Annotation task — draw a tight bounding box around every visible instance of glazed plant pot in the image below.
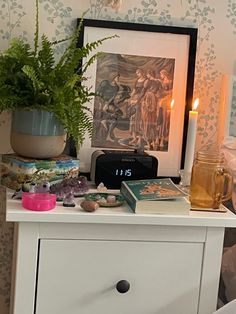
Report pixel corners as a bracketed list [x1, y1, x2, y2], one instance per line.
[10, 110, 67, 159]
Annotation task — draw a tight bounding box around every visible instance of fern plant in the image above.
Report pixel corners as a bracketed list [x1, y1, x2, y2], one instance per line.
[0, 0, 115, 149]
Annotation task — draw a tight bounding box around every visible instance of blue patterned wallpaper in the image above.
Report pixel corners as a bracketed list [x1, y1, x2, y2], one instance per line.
[0, 1, 236, 312]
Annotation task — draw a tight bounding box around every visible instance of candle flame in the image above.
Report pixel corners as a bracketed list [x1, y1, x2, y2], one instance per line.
[192, 98, 199, 111]
[171, 99, 174, 109]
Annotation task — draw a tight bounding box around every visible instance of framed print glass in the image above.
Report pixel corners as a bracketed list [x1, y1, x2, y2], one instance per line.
[77, 18, 198, 178]
[218, 74, 236, 144]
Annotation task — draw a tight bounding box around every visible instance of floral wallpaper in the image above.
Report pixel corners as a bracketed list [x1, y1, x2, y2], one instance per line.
[0, 0, 236, 312]
[0, 0, 235, 152]
[0, 186, 13, 314]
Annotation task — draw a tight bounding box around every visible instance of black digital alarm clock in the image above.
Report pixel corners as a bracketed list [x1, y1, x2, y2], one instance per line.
[90, 150, 158, 189]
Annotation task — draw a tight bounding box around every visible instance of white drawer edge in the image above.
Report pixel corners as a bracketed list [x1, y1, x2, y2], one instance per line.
[38, 223, 207, 242]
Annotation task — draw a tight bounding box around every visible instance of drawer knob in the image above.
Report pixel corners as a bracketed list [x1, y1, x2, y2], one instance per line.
[116, 280, 130, 293]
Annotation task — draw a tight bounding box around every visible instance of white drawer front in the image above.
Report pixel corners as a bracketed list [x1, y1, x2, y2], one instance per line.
[36, 239, 203, 314]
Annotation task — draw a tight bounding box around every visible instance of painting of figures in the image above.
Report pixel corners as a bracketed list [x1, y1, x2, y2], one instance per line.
[91, 52, 175, 151]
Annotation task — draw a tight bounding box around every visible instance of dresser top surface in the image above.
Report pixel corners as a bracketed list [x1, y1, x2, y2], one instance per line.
[5, 190, 236, 228]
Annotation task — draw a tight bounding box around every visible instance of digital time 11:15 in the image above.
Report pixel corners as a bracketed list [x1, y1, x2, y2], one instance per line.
[115, 169, 132, 176]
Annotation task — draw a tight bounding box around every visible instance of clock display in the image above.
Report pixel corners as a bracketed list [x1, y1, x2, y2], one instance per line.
[115, 168, 132, 177]
[92, 150, 158, 189]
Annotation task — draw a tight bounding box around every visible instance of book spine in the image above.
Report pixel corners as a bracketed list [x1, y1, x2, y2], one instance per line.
[120, 182, 136, 212]
[122, 181, 138, 201]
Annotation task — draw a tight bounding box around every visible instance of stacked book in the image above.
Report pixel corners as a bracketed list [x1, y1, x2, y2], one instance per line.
[120, 178, 190, 215]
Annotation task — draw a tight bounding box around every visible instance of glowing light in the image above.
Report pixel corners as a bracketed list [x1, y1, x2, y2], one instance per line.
[192, 98, 199, 111]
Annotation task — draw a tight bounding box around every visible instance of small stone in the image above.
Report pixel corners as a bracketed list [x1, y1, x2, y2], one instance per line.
[95, 194, 102, 200]
[97, 182, 107, 192]
[106, 195, 116, 203]
[99, 197, 107, 203]
[80, 200, 99, 212]
[63, 192, 75, 207]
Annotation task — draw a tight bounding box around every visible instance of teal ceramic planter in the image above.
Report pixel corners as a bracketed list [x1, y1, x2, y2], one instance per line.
[10, 110, 67, 159]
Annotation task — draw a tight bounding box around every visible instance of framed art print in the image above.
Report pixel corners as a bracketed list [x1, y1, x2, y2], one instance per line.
[77, 18, 198, 177]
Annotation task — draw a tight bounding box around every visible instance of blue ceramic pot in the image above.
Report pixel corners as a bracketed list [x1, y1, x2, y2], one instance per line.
[10, 110, 67, 158]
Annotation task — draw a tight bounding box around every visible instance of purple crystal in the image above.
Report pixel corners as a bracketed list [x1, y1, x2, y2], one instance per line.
[63, 191, 75, 207]
[49, 175, 89, 200]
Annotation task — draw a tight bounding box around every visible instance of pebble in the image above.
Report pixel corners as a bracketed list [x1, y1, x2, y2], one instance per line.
[99, 197, 107, 204]
[95, 194, 102, 200]
[80, 200, 99, 212]
[106, 195, 116, 203]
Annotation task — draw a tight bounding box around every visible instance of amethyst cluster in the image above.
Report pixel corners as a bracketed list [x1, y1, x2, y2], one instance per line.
[50, 176, 89, 201]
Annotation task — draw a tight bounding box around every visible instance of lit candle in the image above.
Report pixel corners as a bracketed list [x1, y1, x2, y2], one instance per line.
[167, 99, 174, 116]
[184, 98, 199, 174]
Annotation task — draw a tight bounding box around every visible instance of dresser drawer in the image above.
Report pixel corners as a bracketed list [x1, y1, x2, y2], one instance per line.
[35, 239, 203, 314]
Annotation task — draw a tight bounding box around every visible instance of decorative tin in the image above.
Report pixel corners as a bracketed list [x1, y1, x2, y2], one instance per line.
[1, 154, 79, 190]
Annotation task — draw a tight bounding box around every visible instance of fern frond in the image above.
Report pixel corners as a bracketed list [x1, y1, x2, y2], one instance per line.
[83, 35, 118, 55]
[51, 36, 72, 46]
[56, 11, 87, 70]
[22, 65, 44, 92]
[81, 51, 104, 74]
[65, 74, 81, 89]
[5, 38, 33, 61]
[55, 34, 117, 85]
[38, 34, 54, 73]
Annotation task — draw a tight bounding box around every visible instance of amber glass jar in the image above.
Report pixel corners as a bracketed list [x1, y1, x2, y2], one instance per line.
[189, 149, 232, 209]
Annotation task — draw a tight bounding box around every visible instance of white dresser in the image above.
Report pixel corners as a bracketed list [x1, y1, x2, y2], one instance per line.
[6, 193, 236, 314]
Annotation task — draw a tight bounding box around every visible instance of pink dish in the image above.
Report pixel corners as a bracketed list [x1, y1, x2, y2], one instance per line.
[22, 193, 56, 211]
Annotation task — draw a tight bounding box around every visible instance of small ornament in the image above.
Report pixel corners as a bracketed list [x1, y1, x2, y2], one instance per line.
[63, 191, 75, 207]
[80, 200, 99, 212]
[49, 175, 89, 199]
[56, 190, 65, 202]
[36, 181, 50, 193]
[95, 194, 102, 201]
[106, 194, 116, 204]
[84, 193, 124, 207]
[12, 180, 35, 199]
[50, 183, 64, 201]
[97, 182, 107, 192]
[29, 182, 37, 193]
[12, 188, 23, 200]
[97, 197, 106, 205]
[22, 181, 31, 192]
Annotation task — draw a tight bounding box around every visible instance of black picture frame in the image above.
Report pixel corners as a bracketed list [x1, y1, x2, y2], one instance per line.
[76, 18, 198, 181]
